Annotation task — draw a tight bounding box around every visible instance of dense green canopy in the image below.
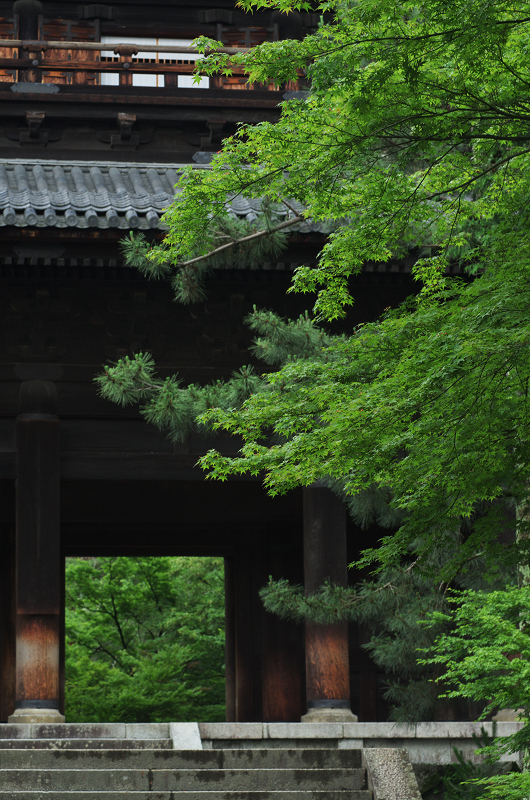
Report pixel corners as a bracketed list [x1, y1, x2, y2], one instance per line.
[94, 0, 530, 750]
[65, 557, 225, 722]
[185, 0, 530, 572]
[100, 0, 530, 576]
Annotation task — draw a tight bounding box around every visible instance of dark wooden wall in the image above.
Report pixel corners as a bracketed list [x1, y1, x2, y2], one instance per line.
[0, 261, 417, 722]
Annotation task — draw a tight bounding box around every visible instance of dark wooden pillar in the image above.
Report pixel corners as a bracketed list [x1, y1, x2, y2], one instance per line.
[260, 539, 305, 722]
[9, 381, 64, 723]
[0, 521, 16, 722]
[224, 556, 236, 721]
[302, 484, 357, 721]
[13, 0, 41, 37]
[229, 535, 305, 722]
[232, 548, 259, 721]
[262, 610, 304, 721]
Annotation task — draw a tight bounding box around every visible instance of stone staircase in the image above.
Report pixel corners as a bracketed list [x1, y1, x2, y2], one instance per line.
[0, 724, 424, 799]
[0, 745, 371, 799]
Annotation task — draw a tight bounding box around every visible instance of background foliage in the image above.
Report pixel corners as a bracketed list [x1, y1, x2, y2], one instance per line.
[65, 556, 225, 723]
[420, 587, 530, 799]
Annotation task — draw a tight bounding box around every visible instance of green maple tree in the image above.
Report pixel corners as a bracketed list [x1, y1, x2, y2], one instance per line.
[65, 556, 225, 722]
[96, 0, 530, 762]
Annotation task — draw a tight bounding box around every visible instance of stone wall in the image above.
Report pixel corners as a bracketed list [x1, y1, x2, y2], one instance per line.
[198, 721, 523, 765]
[0, 720, 522, 768]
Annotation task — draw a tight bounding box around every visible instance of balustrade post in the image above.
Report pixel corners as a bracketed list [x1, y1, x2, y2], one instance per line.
[13, 0, 42, 82]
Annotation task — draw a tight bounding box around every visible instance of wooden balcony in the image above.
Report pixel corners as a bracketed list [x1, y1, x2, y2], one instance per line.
[0, 17, 301, 109]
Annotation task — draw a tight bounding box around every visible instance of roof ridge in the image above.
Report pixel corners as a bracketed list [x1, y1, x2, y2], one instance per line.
[0, 158, 209, 170]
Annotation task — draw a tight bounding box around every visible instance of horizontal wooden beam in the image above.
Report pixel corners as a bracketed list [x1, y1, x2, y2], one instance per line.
[0, 59, 250, 75]
[0, 39, 249, 55]
[61, 452, 259, 481]
[0, 452, 260, 481]
[0, 83, 285, 108]
[63, 541, 233, 557]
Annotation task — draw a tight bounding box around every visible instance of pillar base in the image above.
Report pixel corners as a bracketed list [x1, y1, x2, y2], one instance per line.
[301, 707, 358, 723]
[491, 708, 523, 721]
[8, 707, 65, 724]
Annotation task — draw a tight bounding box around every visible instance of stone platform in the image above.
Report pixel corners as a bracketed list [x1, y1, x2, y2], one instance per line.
[199, 722, 522, 765]
[0, 721, 522, 765]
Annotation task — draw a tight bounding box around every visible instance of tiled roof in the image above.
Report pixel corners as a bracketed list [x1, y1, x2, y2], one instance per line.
[0, 159, 323, 233]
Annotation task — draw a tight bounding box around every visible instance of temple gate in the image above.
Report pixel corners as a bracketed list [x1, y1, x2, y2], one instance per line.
[0, 0, 417, 724]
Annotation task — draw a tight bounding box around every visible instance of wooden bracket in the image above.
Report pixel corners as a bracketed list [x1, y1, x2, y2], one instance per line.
[200, 118, 226, 151]
[113, 44, 138, 57]
[18, 110, 49, 144]
[25, 109, 44, 139]
[117, 112, 136, 140]
[110, 112, 139, 147]
[5, 111, 60, 145]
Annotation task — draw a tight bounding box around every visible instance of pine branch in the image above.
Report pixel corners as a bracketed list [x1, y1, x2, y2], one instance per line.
[178, 213, 305, 269]
[120, 211, 297, 304]
[259, 577, 398, 623]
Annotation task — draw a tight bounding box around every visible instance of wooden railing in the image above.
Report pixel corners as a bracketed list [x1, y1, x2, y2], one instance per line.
[0, 22, 299, 91]
[0, 39, 245, 87]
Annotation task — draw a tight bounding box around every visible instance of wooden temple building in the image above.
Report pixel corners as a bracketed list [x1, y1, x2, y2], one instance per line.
[0, 0, 418, 725]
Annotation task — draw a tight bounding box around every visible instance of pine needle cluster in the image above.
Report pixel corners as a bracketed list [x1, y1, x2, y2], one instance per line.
[96, 356, 263, 443]
[119, 203, 291, 305]
[96, 307, 333, 441]
[247, 308, 336, 365]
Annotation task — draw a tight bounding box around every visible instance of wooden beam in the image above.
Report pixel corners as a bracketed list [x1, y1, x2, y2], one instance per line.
[0, 58, 249, 74]
[0, 39, 248, 55]
[0, 84, 285, 108]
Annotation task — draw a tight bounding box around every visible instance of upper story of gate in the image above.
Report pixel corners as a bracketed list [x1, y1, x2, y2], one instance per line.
[0, 0, 312, 162]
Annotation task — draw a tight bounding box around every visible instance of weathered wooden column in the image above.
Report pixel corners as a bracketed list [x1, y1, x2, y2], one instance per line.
[302, 484, 357, 722]
[0, 522, 16, 722]
[8, 381, 64, 724]
[260, 537, 305, 722]
[262, 605, 305, 721]
[229, 548, 259, 721]
[224, 556, 236, 721]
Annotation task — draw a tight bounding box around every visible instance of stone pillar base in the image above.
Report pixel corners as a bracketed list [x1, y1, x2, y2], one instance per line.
[301, 707, 358, 723]
[491, 708, 523, 721]
[8, 707, 65, 724]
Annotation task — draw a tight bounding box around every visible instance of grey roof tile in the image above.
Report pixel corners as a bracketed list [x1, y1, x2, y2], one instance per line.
[0, 159, 326, 234]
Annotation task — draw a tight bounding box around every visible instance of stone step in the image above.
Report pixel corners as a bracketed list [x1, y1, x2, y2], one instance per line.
[0, 792, 372, 800]
[0, 767, 367, 792]
[0, 748, 363, 770]
[0, 739, 173, 750]
[0, 725, 169, 740]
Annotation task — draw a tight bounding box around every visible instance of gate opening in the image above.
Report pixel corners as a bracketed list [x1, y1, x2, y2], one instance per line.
[65, 556, 225, 723]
